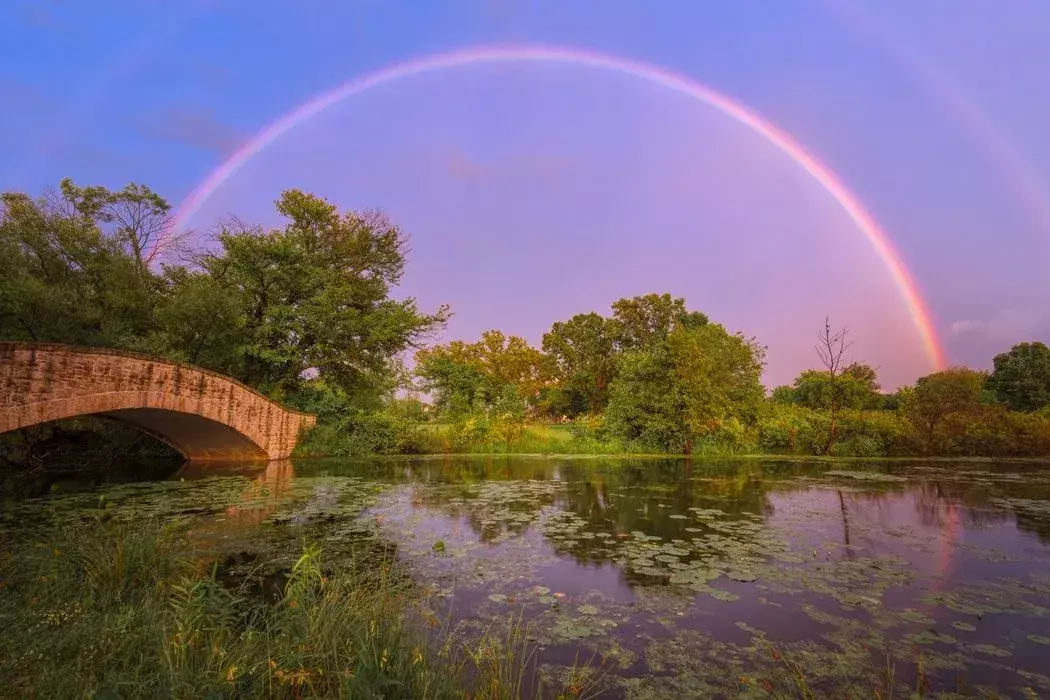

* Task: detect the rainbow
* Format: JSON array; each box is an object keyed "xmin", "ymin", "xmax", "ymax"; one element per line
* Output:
[{"xmin": 173, "ymin": 44, "xmax": 946, "ymax": 370}]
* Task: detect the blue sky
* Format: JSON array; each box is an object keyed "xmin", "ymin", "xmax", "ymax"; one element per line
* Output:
[{"xmin": 3, "ymin": 0, "xmax": 1049, "ymax": 388}]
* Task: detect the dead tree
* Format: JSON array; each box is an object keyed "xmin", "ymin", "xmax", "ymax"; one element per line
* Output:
[{"xmin": 816, "ymin": 317, "xmax": 851, "ymax": 455}]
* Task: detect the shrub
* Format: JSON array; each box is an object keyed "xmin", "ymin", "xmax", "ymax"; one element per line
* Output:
[{"xmin": 295, "ymin": 409, "xmax": 439, "ymax": 456}]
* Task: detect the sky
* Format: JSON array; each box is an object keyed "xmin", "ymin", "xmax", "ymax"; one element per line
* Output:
[{"xmin": 2, "ymin": 0, "xmax": 1049, "ymax": 389}]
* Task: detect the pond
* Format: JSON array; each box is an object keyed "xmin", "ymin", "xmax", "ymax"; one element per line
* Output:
[{"xmin": 4, "ymin": 456, "xmax": 1050, "ymax": 698}]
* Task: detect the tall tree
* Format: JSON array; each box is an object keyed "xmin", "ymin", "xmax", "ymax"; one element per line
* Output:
[
  {"xmin": 541, "ymin": 312, "xmax": 619, "ymax": 416},
  {"xmin": 609, "ymin": 293, "xmax": 708, "ymax": 351},
  {"xmin": 605, "ymin": 323, "xmax": 764, "ymax": 452},
  {"xmin": 56, "ymin": 178, "xmax": 187, "ymax": 269},
  {"xmin": 902, "ymin": 367, "xmax": 988, "ymax": 447},
  {"xmin": 194, "ymin": 190, "xmax": 448, "ymax": 399},
  {"xmin": 415, "ymin": 330, "xmax": 546, "ymax": 416},
  {"xmin": 0, "ymin": 186, "xmax": 159, "ymax": 346},
  {"xmin": 986, "ymin": 341, "xmax": 1050, "ymax": 412}
]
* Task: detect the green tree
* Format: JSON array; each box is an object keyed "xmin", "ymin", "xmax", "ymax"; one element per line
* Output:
[
  {"xmin": 789, "ymin": 363, "xmax": 881, "ymax": 410},
  {"xmin": 57, "ymin": 178, "xmax": 185, "ymax": 269},
  {"xmin": 414, "ymin": 340, "xmax": 489, "ymax": 416},
  {"xmin": 770, "ymin": 385, "xmax": 796, "ymax": 405},
  {"xmin": 541, "ymin": 312, "xmax": 618, "ymax": 416},
  {"xmin": 415, "ymin": 330, "xmax": 546, "ymax": 417},
  {"xmin": 196, "ymin": 191, "xmax": 448, "ymax": 400},
  {"xmin": 902, "ymin": 367, "xmax": 989, "ymax": 447},
  {"xmin": 143, "ymin": 268, "xmax": 244, "ymax": 370},
  {"xmin": 605, "ymin": 323, "xmax": 764, "ymax": 452},
  {"xmin": 609, "ymin": 293, "xmax": 708, "ymax": 351},
  {"xmin": 0, "ymin": 186, "xmax": 159, "ymax": 347},
  {"xmin": 986, "ymin": 341, "xmax": 1050, "ymax": 412}
]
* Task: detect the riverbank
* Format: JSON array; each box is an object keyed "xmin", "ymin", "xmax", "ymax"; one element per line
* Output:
[
  {"xmin": 294, "ymin": 411, "xmax": 1050, "ymax": 461},
  {"xmin": 0, "ymin": 518, "xmax": 602, "ymax": 698}
]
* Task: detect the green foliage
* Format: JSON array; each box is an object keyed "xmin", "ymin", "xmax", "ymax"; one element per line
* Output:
[
  {"xmin": 415, "ymin": 330, "xmax": 546, "ymax": 418},
  {"xmin": 194, "ymin": 192, "xmax": 448, "ymax": 398},
  {"xmin": 902, "ymin": 367, "xmax": 990, "ymax": 453},
  {"xmin": 987, "ymin": 341, "xmax": 1050, "ymax": 412},
  {"xmin": 0, "ymin": 521, "xmax": 538, "ymax": 698},
  {"xmin": 608, "ymin": 293, "xmax": 708, "ymax": 350},
  {"xmin": 1, "ymin": 182, "xmax": 447, "ymax": 411},
  {"xmin": 541, "ymin": 312, "xmax": 619, "ymax": 416},
  {"xmin": 604, "ymin": 324, "xmax": 764, "ymax": 453},
  {"xmin": 296, "ymin": 408, "xmax": 439, "ymax": 456},
  {"xmin": 786, "ymin": 363, "xmax": 881, "ymax": 410},
  {"xmin": 758, "ymin": 405, "xmax": 919, "ymax": 457},
  {"xmin": 0, "ymin": 185, "xmax": 160, "ymax": 346}
]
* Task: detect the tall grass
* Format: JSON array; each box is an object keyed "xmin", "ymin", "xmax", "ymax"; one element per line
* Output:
[{"xmin": 0, "ymin": 519, "xmax": 603, "ymax": 699}]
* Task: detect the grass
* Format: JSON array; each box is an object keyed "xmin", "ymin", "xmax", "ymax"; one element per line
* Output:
[{"xmin": 0, "ymin": 519, "xmax": 603, "ymax": 699}]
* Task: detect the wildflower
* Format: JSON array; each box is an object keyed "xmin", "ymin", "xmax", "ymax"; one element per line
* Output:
[{"xmin": 225, "ymin": 666, "xmax": 238, "ymax": 681}]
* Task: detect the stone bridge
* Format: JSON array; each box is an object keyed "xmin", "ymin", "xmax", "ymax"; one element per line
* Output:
[{"xmin": 0, "ymin": 342, "xmax": 315, "ymax": 462}]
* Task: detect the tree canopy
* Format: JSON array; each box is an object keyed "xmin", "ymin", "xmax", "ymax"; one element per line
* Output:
[
  {"xmin": 0, "ymin": 182, "xmax": 448, "ymax": 406},
  {"xmin": 987, "ymin": 341, "xmax": 1050, "ymax": 412},
  {"xmin": 604, "ymin": 323, "xmax": 765, "ymax": 453},
  {"xmin": 775, "ymin": 363, "xmax": 881, "ymax": 411}
]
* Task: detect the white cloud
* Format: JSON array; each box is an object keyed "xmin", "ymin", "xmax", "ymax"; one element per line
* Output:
[{"xmin": 949, "ymin": 308, "xmax": 1047, "ymax": 341}]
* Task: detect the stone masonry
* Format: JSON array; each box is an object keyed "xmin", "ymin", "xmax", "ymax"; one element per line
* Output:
[{"xmin": 0, "ymin": 342, "xmax": 316, "ymax": 462}]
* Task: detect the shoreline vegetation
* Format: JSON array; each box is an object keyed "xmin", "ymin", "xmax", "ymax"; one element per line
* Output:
[
  {"xmin": 2, "ymin": 180, "xmax": 1049, "ymax": 469},
  {"xmin": 0, "ymin": 519, "xmax": 604, "ymax": 699}
]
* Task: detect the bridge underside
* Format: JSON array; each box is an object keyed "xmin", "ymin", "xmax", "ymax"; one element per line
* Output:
[{"xmin": 101, "ymin": 409, "xmax": 270, "ymax": 462}]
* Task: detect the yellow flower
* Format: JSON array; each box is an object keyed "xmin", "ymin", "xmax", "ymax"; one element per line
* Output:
[{"xmin": 225, "ymin": 666, "xmax": 238, "ymax": 681}]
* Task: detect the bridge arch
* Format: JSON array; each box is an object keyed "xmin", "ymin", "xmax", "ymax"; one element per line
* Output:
[{"xmin": 0, "ymin": 343, "xmax": 315, "ymax": 462}]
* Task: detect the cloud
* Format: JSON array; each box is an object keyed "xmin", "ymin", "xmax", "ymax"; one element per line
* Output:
[
  {"xmin": 134, "ymin": 104, "xmax": 242, "ymax": 155},
  {"xmin": 950, "ymin": 308, "xmax": 1047, "ymax": 341}
]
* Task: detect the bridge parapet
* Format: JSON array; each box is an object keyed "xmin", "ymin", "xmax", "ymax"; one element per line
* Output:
[{"xmin": 0, "ymin": 342, "xmax": 316, "ymax": 462}]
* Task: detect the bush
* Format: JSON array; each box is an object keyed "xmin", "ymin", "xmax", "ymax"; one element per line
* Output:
[
  {"xmin": 757, "ymin": 405, "xmax": 831, "ymax": 455},
  {"xmin": 691, "ymin": 418, "xmax": 757, "ymax": 455},
  {"xmin": 295, "ymin": 409, "xmax": 439, "ymax": 456},
  {"xmin": 569, "ymin": 414, "xmax": 608, "ymax": 442},
  {"xmin": 757, "ymin": 406, "xmax": 918, "ymax": 457}
]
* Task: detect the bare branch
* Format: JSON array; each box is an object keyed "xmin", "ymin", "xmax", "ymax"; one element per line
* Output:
[{"xmin": 815, "ymin": 316, "xmax": 851, "ymax": 377}]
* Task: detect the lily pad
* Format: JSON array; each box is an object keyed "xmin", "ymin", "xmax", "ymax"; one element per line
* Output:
[
  {"xmin": 901, "ymin": 610, "xmax": 936, "ymax": 625},
  {"xmin": 708, "ymin": 589, "xmax": 740, "ymax": 602},
  {"xmin": 972, "ymin": 644, "xmax": 1012, "ymax": 657}
]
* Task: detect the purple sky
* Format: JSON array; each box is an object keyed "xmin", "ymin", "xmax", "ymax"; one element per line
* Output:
[{"xmin": 2, "ymin": 1, "xmax": 1049, "ymax": 389}]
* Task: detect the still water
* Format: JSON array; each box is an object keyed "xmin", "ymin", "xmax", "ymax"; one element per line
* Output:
[{"xmin": 5, "ymin": 457, "xmax": 1050, "ymax": 697}]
